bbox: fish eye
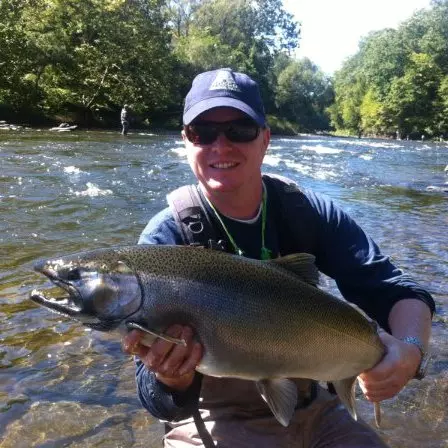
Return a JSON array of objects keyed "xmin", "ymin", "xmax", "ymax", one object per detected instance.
[{"xmin": 66, "ymin": 268, "xmax": 81, "ymax": 281}]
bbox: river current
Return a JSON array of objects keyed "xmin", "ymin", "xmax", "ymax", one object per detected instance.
[{"xmin": 1, "ymin": 130, "xmax": 447, "ymax": 447}]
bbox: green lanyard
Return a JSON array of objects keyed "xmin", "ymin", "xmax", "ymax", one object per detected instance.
[{"xmin": 203, "ymin": 187, "xmax": 272, "ymax": 260}]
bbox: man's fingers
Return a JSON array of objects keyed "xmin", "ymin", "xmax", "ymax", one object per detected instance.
[
  {"xmin": 122, "ymin": 330, "xmax": 146, "ymax": 354},
  {"xmin": 158, "ymin": 327, "xmax": 195, "ymax": 376},
  {"xmin": 359, "ymin": 357, "xmax": 393, "ymax": 382},
  {"xmin": 146, "ymin": 325, "xmax": 198, "ymax": 372},
  {"xmin": 363, "ymin": 385, "xmax": 402, "ymax": 402},
  {"xmin": 121, "ymin": 324, "xmax": 203, "ymax": 385},
  {"xmin": 148, "ymin": 325, "xmax": 184, "ymax": 366},
  {"xmin": 178, "ymin": 342, "xmax": 203, "ymax": 376},
  {"xmin": 358, "ymin": 372, "xmax": 390, "ymax": 389},
  {"xmin": 359, "ymin": 330, "xmax": 423, "ymax": 404}
]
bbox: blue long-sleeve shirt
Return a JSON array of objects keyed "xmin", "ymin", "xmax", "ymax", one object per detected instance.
[{"xmin": 134, "ymin": 175, "xmax": 435, "ymax": 422}]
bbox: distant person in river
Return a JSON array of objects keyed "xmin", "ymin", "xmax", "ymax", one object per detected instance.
[
  {"xmin": 122, "ymin": 68, "xmax": 434, "ymax": 448},
  {"xmin": 121, "ymin": 104, "xmax": 129, "ymax": 135}
]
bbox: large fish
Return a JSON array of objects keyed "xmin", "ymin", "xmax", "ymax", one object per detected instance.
[{"xmin": 30, "ymin": 245, "xmax": 385, "ymax": 426}]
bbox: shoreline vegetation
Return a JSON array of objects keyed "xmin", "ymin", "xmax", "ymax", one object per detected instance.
[
  {"xmin": 1, "ymin": 118, "xmax": 447, "ymax": 142},
  {"xmin": 1, "ymin": 1, "xmax": 447, "ymax": 142}
]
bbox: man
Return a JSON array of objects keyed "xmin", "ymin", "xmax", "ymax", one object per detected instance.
[
  {"xmin": 123, "ymin": 68, "xmax": 434, "ymax": 447},
  {"xmin": 121, "ymin": 104, "xmax": 129, "ymax": 135}
]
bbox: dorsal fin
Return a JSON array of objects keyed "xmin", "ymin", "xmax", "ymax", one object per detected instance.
[{"xmin": 269, "ymin": 253, "xmax": 319, "ymax": 286}]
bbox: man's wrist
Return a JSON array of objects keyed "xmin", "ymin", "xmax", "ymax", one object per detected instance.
[{"xmin": 400, "ymin": 336, "xmax": 429, "ymax": 380}]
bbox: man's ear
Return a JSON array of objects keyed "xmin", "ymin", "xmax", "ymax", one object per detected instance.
[{"xmin": 262, "ymin": 127, "xmax": 271, "ymax": 152}]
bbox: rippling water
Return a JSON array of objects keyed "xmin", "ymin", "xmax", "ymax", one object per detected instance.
[{"xmin": 1, "ymin": 130, "xmax": 447, "ymax": 447}]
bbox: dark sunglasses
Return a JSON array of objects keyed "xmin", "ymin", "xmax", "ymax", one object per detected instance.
[{"xmin": 184, "ymin": 118, "xmax": 260, "ymax": 145}]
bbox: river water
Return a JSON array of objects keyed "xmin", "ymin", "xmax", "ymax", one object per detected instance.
[{"xmin": 1, "ymin": 130, "xmax": 447, "ymax": 447}]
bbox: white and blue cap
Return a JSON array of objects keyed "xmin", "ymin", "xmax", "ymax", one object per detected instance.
[{"xmin": 183, "ymin": 68, "xmax": 266, "ymax": 126}]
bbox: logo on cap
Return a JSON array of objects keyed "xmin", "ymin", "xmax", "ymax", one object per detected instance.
[{"xmin": 209, "ymin": 70, "xmax": 241, "ymax": 92}]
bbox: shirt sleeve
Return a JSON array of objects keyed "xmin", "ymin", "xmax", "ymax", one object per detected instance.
[
  {"xmin": 138, "ymin": 207, "xmax": 183, "ymax": 246},
  {"xmin": 304, "ymin": 190, "xmax": 435, "ymax": 331},
  {"xmin": 134, "ymin": 207, "xmax": 201, "ymax": 421},
  {"xmin": 135, "ymin": 359, "xmax": 203, "ymax": 422}
]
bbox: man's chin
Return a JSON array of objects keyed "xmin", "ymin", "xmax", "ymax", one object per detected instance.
[{"xmin": 205, "ymin": 178, "xmax": 240, "ymax": 193}]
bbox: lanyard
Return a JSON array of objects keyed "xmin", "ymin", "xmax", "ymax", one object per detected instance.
[{"xmin": 203, "ymin": 187, "xmax": 272, "ymax": 260}]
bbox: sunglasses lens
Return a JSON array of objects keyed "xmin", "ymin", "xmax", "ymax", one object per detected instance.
[
  {"xmin": 226, "ymin": 121, "xmax": 260, "ymax": 142},
  {"xmin": 185, "ymin": 125, "xmax": 218, "ymax": 145},
  {"xmin": 185, "ymin": 119, "xmax": 260, "ymax": 145}
]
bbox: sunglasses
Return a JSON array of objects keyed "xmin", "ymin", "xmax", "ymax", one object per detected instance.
[{"xmin": 184, "ymin": 119, "xmax": 261, "ymax": 145}]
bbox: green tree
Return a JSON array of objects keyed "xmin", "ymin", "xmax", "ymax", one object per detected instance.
[
  {"xmin": 359, "ymin": 88, "xmax": 384, "ymax": 135},
  {"xmin": 432, "ymin": 75, "xmax": 448, "ymax": 136},
  {"xmin": 419, "ymin": 1, "xmax": 448, "ymax": 72},
  {"xmin": 383, "ymin": 53, "xmax": 442, "ymax": 136},
  {"xmin": 1, "ymin": 0, "xmax": 180, "ymax": 124},
  {"xmin": 36, "ymin": 0, "xmax": 175, "ymax": 118},
  {"xmin": 331, "ymin": 1, "xmax": 448, "ymax": 137},
  {"xmin": 275, "ymin": 58, "xmax": 333, "ymax": 131},
  {"xmin": 358, "ymin": 29, "xmax": 408, "ymax": 100},
  {"xmin": 331, "ymin": 55, "xmax": 365, "ymax": 134},
  {"xmin": 0, "ymin": 0, "xmax": 44, "ymax": 113},
  {"xmin": 172, "ymin": 0, "xmax": 299, "ymax": 105},
  {"xmin": 166, "ymin": 0, "xmax": 202, "ymax": 39}
]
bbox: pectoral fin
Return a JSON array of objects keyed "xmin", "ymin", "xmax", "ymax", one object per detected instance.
[
  {"xmin": 332, "ymin": 376, "xmax": 357, "ymax": 420},
  {"xmin": 256, "ymin": 379, "xmax": 298, "ymax": 427},
  {"xmin": 126, "ymin": 322, "xmax": 187, "ymax": 347}
]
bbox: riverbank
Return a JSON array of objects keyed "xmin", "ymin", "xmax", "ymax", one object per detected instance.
[
  {"xmin": 2, "ymin": 117, "xmax": 448, "ymax": 142},
  {"xmin": 0, "ymin": 114, "xmax": 300, "ymax": 136}
]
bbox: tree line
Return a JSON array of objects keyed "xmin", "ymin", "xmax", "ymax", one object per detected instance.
[
  {"xmin": 330, "ymin": 0, "xmax": 448, "ymax": 139},
  {"xmin": 1, "ymin": 0, "xmax": 330, "ymax": 132},
  {"xmin": 1, "ymin": 0, "xmax": 447, "ymax": 138}
]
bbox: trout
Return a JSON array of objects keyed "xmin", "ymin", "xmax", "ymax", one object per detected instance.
[{"xmin": 30, "ymin": 245, "xmax": 385, "ymax": 426}]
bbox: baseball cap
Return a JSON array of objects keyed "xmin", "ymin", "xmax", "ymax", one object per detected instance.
[{"xmin": 183, "ymin": 68, "xmax": 266, "ymax": 126}]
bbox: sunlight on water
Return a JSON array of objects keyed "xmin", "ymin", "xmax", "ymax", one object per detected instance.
[
  {"xmin": 339, "ymin": 139, "xmax": 406, "ymax": 149},
  {"xmin": 63, "ymin": 166, "xmax": 83, "ymax": 175},
  {"xmin": 0, "ymin": 131, "xmax": 446, "ymax": 447},
  {"xmin": 301, "ymin": 144, "xmax": 344, "ymax": 154},
  {"xmin": 170, "ymin": 145, "xmax": 189, "ymax": 159},
  {"xmin": 72, "ymin": 182, "xmax": 113, "ymax": 197}
]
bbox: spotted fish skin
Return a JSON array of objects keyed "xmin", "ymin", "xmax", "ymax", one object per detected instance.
[{"xmin": 30, "ymin": 245, "xmax": 385, "ymax": 425}]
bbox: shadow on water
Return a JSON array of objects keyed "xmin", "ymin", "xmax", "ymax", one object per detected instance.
[
  {"xmin": 349, "ymin": 185, "xmax": 448, "ymax": 214},
  {"xmin": 2, "ymin": 325, "xmax": 84, "ymax": 353},
  {"xmin": 35, "ymin": 415, "xmax": 136, "ymax": 448}
]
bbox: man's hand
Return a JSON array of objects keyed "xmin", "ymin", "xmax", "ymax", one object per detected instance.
[
  {"xmin": 358, "ymin": 331, "xmax": 422, "ymax": 402},
  {"xmin": 122, "ymin": 324, "xmax": 203, "ymax": 391}
]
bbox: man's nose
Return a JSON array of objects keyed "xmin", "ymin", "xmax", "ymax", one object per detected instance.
[{"xmin": 210, "ymin": 131, "xmax": 233, "ymax": 151}]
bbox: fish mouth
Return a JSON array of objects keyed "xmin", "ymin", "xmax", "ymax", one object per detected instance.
[
  {"xmin": 30, "ymin": 266, "xmax": 82, "ymax": 318},
  {"xmin": 30, "ymin": 263, "xmax": 125, "ymax": 332}
]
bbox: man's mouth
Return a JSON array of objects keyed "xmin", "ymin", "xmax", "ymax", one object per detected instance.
[{"xmin": 210, "ymin": 162, "xmax": 238, "ymax": 169}]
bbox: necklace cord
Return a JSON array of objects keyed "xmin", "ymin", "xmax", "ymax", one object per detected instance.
[{"xmin": 202, "ymin": 187, "xmax": 272, "ymax": 260}]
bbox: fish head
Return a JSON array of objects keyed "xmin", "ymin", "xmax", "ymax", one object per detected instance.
[{"xmin": 30, "ymin": 249, "xmax": 142, "ymax": 331}]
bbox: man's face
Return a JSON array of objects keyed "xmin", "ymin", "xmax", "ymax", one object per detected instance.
[{"xmin": 182, "ymin": 107, "xmax": 270, "ymax": 195}]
